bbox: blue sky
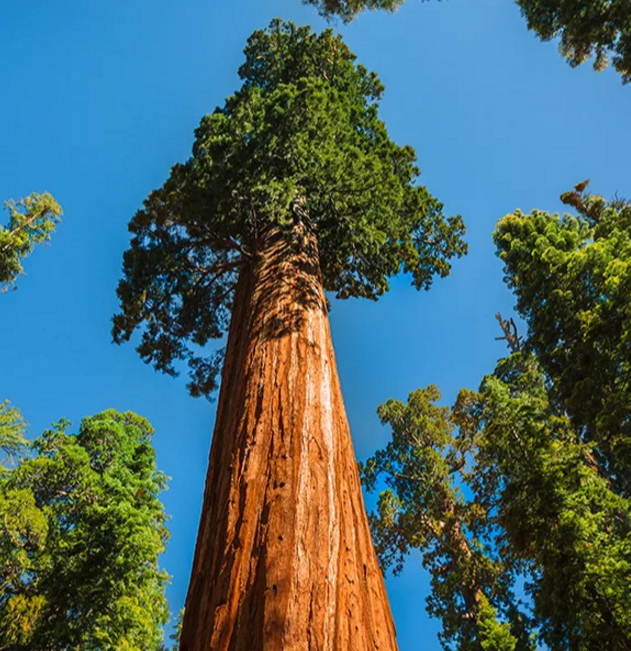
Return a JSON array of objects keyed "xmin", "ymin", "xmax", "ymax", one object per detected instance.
[{"xmin": 1, "ymin": 0, "xmax": 630, "ymax": 647}]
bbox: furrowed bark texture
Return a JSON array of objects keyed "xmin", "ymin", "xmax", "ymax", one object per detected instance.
[{"xmin": 180, "ymin": 229, "xmax": 398, "ymax": 651}]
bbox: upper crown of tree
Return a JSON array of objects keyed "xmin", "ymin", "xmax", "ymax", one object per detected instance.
[{"xmin": 113, "ymin": 19, "xmax": 466, "ymax": 398}]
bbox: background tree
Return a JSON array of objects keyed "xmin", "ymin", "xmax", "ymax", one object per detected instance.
[
  {"xmin": 494, "ymin": 181, "xmax": 631, "ymax": 495},
  {"xmin": 364, "ymin": 350, "xmax": 631, "ymax": 650},
  {"xmin": 304, "ymin": 0, "xmax": 404, "ymax": 22},
  {"xmin": 0, "ymin": 409, "xmax": 170, "ymax": 651},
  {"xmin": 361, "ymin": 386, "xmax": 534, "ymax": 651},
  {"xmin": 113, "ymin": 19, "xmax": 466, "ymax": 650},
  {"xmin": 0, "ymin": 192, "xmax": 62, "ymax": 292},
  {"xmin": 364, "ymin": 184, "xmax": 631, "ymax": 649},
  {"xmin": 304, "ymin": 0, "xmax": 631, "ymax": 82}
]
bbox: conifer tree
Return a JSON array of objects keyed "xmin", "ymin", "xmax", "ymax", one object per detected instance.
[
  {"xmin": 364, "ymin": 349, "xmax": 631, "ymax": 650},
  {"xmin": 494, "ymin": 182, "xmax": 631, "ymax": 495},
  {"xmin": 364, "ymin": 184, "xmax": 631, "ymax": 650},
  {"xmin": 113, "ymin": 20, "xmax": 466, "ymax": 650},
  {"xmin": 361, "ymin": 386, "xmax": 534, "ymax": 651},
  {"xmin": 0, "ymin": 410, "xmax": 170, "ymax": 651}
]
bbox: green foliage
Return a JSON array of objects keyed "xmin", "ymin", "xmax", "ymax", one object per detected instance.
[
  {"xmin": 170, "ymin": 608, "xmax": 184, "ymax": 648},
  {"xmin": 365, "ymin": 350, "xmax": 631, "ymax": 650},
  {"xmin": 0, "ymin": 401, "xmax": 28, "ymax": 468},
  {"xmin": 516, "ymin": 0, "xmax": 631, "ymax": 82},
  {"xmin": 478, "ymin": 596, "xmax": 518, "ymax": 651},
  {"xmin": 305, "ymin": 0, "xmax": 631, "ymax": 82},
  {"xmin": 113, "ymin": 20, "xmax": 466, "ymax": 398},
  {"xmin": 366, "ymin": 184, "xmax": 631, "ymax": 648},
  {"xmin": 304, "ymin": 0, "xmax": 405, "ymax": 22},
  {"xmin": 0, "ymin": 192, "xmax": 62, "ymax": 291},
  {"xmin": 0, "ymin": 410, "xmax": 170, "ymax": 651},
  {"xmin": 455, "ymin": 353, "xmax": 631, "ymax": 650},
  {"xmin": 494, "ymin": 182, "xmax": 631, "ymax": 495},
  {"xmin": 362, "ymin": 386, "xmax": 533, "ymax": 651}
]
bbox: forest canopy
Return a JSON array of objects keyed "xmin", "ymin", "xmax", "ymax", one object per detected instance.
[
  {"xmin": 363, "ymin": 184, "xmax": 631, "ymax": 650},
  {"xmin": 0, "ymin": 408, "xmax": 170, "ymax": 651},
  {"xmin": 0, "ymin": 193, "xmax": 62, "ymax": 292}
]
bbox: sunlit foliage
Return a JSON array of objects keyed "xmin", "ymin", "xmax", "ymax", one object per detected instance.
[
  {"xmin": 305, "ymin": 0, "xmax": 631, "ymax": 82},
  {"xmin": 0, "ymin": 192, "xmax": 62, "ymax": 291},
  {"xmin": 364, "ymin": 184, "xmax": 631, "ymax": 650},
  {"xmin": 0, "ymin": 410, "xmax": 169, "ymax": 651},
  {"xmin": 495, "ymin": 181, "xmax": 631, "ymax": 495}
]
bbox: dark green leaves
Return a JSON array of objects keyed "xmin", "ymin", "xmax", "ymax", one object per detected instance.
[
  {"xmin": 114, "ymin": 20, "xmax": 466, "ymax": 398},
  {"xmin": 304, "ymin": 0, "xmax": 405, "ymax": 22},
  {"xmin": 516, "ymin": 0, "xmax": 631, "ymax": 82}
]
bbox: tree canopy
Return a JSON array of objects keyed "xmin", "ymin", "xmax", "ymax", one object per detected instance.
[
  {"xmin": 305, "ymin": 0, "xmax": 631, "ymax": 82},
  {"xmin": 363, "ymin": 184, "xmax": 631, "ymax": 650},
  {"xmin": 0, "ymin": 192, "xmax": 62, "ymax": 292},
  {"xmin": 0, "ymin": 409, "xmax": 170, "ymax": 651},
  {"xmin": 517, "ymin": 0, "xmax": 631, "ymax": 82},
  {"xmin": 304, "ymin": 0, "xmax": 404, "ymax": 22},
  {"xmin": 113, "ymin": 19, "xmax": 466, "ymax": 397},
  {"xmin": 364, "ymin": 348, "xmax": 631, "ymax": 650},
  {"xmin": 494, "ymin": 181, "xmax": 631, "ymax": 495},
  {"xmin": 362, "ymin": 385, "xmax": 534, "ymax": 651}
]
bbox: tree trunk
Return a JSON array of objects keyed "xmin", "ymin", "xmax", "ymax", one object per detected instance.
[{"xmin": 180, "ymin": 227, "xmax": 399, "ymax": 651}]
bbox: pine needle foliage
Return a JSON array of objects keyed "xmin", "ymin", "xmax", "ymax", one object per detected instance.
[
  {"xmin": 112, "ymin": 19, "xmax": 467, "ymax": 398},
  {"xmin": 0, "ymin": 410, "xmax": 170, "ymax": 651},
  {"xmin": 305, "ymin": 0, "xmax": 631, "ymax": 82},
  {"xmin": 363, "ymin": 183, "xmax": 631, "ymax": 650},
  {"xmin": 364, "ymin": 353, "xmax": 631, "ymax": 650},
  {"xmin": 494, "ymin": 181, "xmax": 631, "ymax": 495},
  {"xmin": 361, "ymin": 386, "xmax": 535, "ymax": 651}
]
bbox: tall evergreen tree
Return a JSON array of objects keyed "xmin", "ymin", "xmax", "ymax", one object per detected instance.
[
  {"xmin": 0, "ymin": 410, "xmax": 170, "ymax": 651},
  {"xmin": 361, "ymin": 386, "xmax": 534, "ymax": 651},
  {"xmin": 454, "ymin": 351, "xmax": 631, "ymax": 650},
  {"xmin": 494, "ymin": 182, "xmax": 631, "ymax": 495},
  {"xmin": 113, "ymin": 20, "xmax": 466, "ymax": 650},
  {"xmin": 364, "ymin": 349, "xmax": 631, "ymax": 650},
  {"xmin": 364, "ymin": 184, "xmax": 631, "ymax": 650},
  {"xmin": 305, "ymin": 0, "xmax": 631, "ymax": 82}
]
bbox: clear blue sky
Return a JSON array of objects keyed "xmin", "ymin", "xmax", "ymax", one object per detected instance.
[{"xmin": 1, "ymin": 0, "xmax": 630, "ymax": 647}]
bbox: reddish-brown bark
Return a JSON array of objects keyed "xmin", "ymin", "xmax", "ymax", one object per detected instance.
[{"xmin": 180, "ymin": 228, "xmax": 399, "ymax": 651}]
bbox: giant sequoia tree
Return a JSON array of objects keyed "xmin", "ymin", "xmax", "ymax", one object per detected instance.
[
  {"xmin": 305, "ymin": 0, "xmax": 631, "ymax": 83},
  {"xmin": 114, "ymin": 20, "xmax": 466, "ymax": 650}
]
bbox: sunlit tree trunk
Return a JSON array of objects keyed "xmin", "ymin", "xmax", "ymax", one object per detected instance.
[{"xmin": 180, "ymin": 226, "xmax": 398, "ymax": 651}]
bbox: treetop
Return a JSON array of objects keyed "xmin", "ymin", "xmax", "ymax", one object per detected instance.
[{"xmin": 113, "ymin": 20, "xmax": 466, "ymax": 397}]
